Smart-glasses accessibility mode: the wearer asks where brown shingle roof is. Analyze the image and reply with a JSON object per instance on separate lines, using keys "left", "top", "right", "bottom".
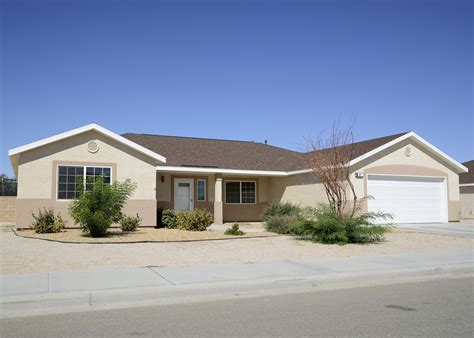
{"left": 122, "top": 134, "right": 305, "bottom": 171}
{"left": 304, "top": 132, "right": 409, "bottom": 164}
{"left": 122, "top": 132, "right": 410, "bottom": 172}
{"left": 460, "top": 160, "right": 474, "bottom": 184}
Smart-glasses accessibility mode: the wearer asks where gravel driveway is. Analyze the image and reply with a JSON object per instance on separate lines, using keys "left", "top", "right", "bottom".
{"left": 1, "top": 229, "right": 472, "bottom": 275}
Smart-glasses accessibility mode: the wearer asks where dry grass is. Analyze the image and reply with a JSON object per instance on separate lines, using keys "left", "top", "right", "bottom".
{"left": 15, "top": 227, "right": 278, "bottom": 243}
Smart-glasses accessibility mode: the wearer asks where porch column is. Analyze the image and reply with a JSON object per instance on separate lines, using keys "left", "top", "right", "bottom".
{"left": 214, "top": 175, "right": 223, "bottom": 225}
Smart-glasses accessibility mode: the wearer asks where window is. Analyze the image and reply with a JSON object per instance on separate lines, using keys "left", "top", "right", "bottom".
{"left": 197, "top": 179, "right": 206, "bottom": 201}
{"left": 57, "top": 165, "right": 112, "bottom": 200}
{"left": 86, "top": 167, "right": 111, "bottom": 190}
{"left": 58, "top": 166, "right": 83, "bottom": 200}
{"left": 225, "top": 181, "right": 256, "bottom": 204}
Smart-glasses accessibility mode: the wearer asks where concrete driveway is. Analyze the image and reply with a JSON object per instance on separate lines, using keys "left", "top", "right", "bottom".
{"left": 395, "top": 222, "right": 474, "bottom": 238}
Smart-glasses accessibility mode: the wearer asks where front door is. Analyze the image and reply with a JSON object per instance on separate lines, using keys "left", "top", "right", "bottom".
{"left": 174, "top": 178, "right": 194, "bottom": 211}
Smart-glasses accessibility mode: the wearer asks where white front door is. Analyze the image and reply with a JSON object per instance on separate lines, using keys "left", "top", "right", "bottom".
{"left": 174, "top": 178, "right": 194, "bottom": 211}
{"left": 367, "top": 175, "right": 447, "bottom": 223}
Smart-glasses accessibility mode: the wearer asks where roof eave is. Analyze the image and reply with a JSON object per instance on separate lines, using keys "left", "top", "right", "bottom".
{"left": 8, "top": 123, "right": 167, "bottom": 163}
{"left": 348, "top": 132, "right": 468, "bottom": 173}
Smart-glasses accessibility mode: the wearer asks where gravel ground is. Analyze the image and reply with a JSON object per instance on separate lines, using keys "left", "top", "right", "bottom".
{"left": 14, "top": 228, "right": 276, "bottom": 243}
{"left": 1, "top": 229, "right": 472, "bottom": 275}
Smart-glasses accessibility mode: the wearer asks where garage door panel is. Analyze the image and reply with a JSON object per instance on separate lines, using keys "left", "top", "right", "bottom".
{"left": 367, "top": 175, "right": 446, "bottom": 223}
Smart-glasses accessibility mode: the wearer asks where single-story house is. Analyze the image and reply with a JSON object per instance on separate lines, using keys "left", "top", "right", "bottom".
{"left": 459, "top": 160, "right": 474, "bottom": 219}
{"left": 8, "top": 123, "right": 468, "bottom": 227}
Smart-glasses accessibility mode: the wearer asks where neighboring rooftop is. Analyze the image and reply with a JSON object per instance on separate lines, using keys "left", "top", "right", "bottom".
{"left": 460, "top": 160, "right": 474, "bottom": 184}
{"left": 122, "top": 132, "right": 410, "bottom": 171}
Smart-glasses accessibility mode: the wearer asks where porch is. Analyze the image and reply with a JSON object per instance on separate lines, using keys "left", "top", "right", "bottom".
{"left": 155, "top": 169, "right": 278, "bottom": 224}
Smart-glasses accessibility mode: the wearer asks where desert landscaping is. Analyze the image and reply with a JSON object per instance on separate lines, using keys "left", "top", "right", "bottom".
{"left": 1, "top": 228, "right": 472, "bottom": 275}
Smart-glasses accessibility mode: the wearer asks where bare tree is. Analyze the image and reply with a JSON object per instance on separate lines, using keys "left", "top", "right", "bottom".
{"left": 306, "top": 118, "right": 358, "bottom": 218}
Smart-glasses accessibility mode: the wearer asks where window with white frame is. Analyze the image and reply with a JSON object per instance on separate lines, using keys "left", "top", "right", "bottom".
{"left": 197, "top": 179, "right": 206, "bottom": 201}
{"left": 225, "top": 181, "right": 256, "bottom": 204}
{"left": 57, "top": 165, "right": 112, "bottom": 200}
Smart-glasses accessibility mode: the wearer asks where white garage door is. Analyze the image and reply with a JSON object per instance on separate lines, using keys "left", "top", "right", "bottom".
{"left": 367, "top": 175, "right": 447, "bottom": 223}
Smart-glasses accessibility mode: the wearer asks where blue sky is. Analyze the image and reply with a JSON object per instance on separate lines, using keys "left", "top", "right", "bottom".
{"left": 1, "top": 0, "right": 472, "bottom": 177}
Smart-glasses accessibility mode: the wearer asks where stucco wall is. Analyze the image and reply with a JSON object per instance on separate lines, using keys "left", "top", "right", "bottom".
{"left": 460, "top": 186, "right": 474, "bottom": 219}
{"left": 15, "top": 130, "right": 159, "bottom": 228}
{"left": 269, "top": 173, "right": 327, "bottom": 208}
{"left": 0, "top": 196, "right": 16, "bottom": 222}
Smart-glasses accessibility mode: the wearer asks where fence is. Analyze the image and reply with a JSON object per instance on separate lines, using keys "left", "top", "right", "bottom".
{"left": 0, "top": 177, "right": 17, "bottom": 196}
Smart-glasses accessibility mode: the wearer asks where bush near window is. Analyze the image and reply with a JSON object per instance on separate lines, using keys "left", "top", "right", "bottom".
{"left": 69, "top": 177, "right": 136, "bottom": 238}
{"left": 162, "top": 209, "right": 177, "bottom": 229}
{"left": 225, "top": 223, "right": 245, "bottom": 236}
{"left": 120, "top": 214, "right": 142, "bottom": 232}
{"left": 175, "top": 209, "right": 214, "bottom": 231}
{"left": 31, "top": 208, "right": 65, "bottom": 233}
{"left": 263, "top": 201, "right": 301, "bottom": 221}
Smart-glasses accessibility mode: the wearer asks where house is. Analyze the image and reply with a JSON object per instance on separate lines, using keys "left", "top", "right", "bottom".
{"left": 8, "top": 123, "right": 468, "bottom": 227}
{"left": 459, "top": 160, "right": 474, "bottom": 219}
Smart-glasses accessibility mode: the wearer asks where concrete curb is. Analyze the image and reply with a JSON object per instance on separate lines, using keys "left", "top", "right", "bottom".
{"left": 1, "top": 263, "right": 472, "bottom": 319}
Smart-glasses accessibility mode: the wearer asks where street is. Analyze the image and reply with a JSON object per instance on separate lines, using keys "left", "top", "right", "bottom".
{"left": 1, "top": 277, "right": 472, "bottom": 337}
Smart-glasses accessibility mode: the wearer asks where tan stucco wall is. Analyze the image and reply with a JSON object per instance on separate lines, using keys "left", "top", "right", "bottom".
{"left": 15, "top": 130, "right": 159, "bottom": 228}
{"left": 269, "top": 173, "right": 327, "bottom": 208}
{"left": 0, "top": 196, "right": 16, "bottom": 222}
{"left": 460, "top": 186, "right": 474, "bottom": 219}
{"left": 270, "top": 139, "right": 462, "bottom": 221}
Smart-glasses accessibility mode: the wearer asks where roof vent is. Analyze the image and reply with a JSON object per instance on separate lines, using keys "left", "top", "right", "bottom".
{"left": 87, "top": 141, "right": 99, "bottom": 153}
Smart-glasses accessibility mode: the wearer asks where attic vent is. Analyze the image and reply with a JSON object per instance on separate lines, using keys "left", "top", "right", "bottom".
{"left": 87, "top": 141, "right": 99, "bottom": 153}
{"left": 405, "top": 146, "right": 411, "bottom": 157}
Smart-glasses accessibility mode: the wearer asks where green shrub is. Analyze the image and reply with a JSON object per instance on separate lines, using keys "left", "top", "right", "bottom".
{"left": 286, "top": 204, "right": 391, "bottom": 244}
{"left": 175, "top": 209, "right": 214, "bottom": 231}
{"left": 69, "top": 177, "right": 136, "bottom": 238}
{"left": 162, "top": 209, "right": 177, "bottom": 228}
{"left": 263, "top": 202, "right": 301, "bottom": 221}
{"left": 120, "top": 214, "right": 141, "bottom": 232}
{"left": 225, "top": 223, "right": 245, "bottom": 236}
{"left": 31, "top": 208, "right": 65, "bottom": 233}
{"left": 265, "top": 215, "right": 299, "bottom": 234}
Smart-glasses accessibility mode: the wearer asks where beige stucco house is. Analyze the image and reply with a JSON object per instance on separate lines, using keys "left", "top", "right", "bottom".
{"left": 8, "top": 124, "right": 468, "bottom": 228}
{"left": 459, "top": 160, "right": 474, "bottom": 219}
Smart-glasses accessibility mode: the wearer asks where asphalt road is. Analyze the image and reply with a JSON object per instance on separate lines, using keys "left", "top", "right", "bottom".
{"left": 1, "top": 277, "right": 473, "bottom": 337}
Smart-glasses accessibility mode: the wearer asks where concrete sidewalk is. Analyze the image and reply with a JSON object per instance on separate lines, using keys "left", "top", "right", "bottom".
{"left": 1, "top": 250, "right": 473, "bottom": 318}
{"left": 395, "top": 222, "right": 474, "bottom": 238}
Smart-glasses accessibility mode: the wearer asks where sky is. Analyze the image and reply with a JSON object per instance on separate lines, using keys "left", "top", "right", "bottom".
{"left": 1, "top": 0, "right": 472, "bottom": 177}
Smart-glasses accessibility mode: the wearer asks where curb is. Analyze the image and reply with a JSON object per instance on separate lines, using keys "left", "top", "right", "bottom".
{"left": 1, "top": 264, "right": 472, "bottom": 319}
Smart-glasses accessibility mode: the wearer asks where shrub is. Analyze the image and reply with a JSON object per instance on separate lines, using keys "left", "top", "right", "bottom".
{"left": 120, "top": 214, "right": 142, "bottom": 232}
{"left": 69, "top": 177, "right": 136, "bottom": 237}
{"left": 286, "top": 204, "right": 391, "bottom": 244}
{"left": 31, "top": 208, "right": 65, "bottom": 233}
{"left": 175, "top": 209, "right": 214, "bottom": 231}
{"left": 263, "top": 202, "right": 301, "bottom": 221}
{"left": 162, "top": 209, "right": 177, "bottom": 228}
{"left": 265, "top": 215, "right": 298, "bottom": 234}
{"left": 225, "top": 223, "right": 245, "bottom": 236}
